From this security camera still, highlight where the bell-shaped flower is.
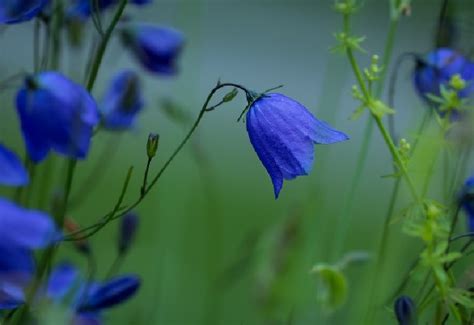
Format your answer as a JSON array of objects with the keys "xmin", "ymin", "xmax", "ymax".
[
  {"xmin": 0, "ymin": 143, "xmax": 28, "ymax": 187},
  {"xmin": 16, "ymin": 72, "xmax": 100, "ymax": 163},
  {"xmin": 245, "ymin": 93, "xmax": 349, "ymax": 198},
  {"xmin": 120, "ymin": 23, "xmax": 184, "ymax": 75},
  {"xmin": 101, "ymin": 70, "xmax": 144, "ymax": 130},
  {"xmin": 460, "ymin": 175, "xmax": 474, "ymax": 232},
  {"xmin": 0, "ymin": 0, "xmax": 48, "ymax": 24},
  {"xmin": 413, "ymin": 48, "xmax": 474, "ymax": 104}
]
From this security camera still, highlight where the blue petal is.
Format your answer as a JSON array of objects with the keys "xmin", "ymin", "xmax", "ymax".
[
  {"xmin": 0, "ymin": 144, "xmax": 28, "ymax": 187},
  {"xmin": 122, "ymin": 24, "xmax": 184, "ymax": 75},
  {"xmin": 0, "ymin": 282, "xmax": 25, "ymax": 310},
  {"xmin": 0, "ymin": 0, "xmax": 48, "ymax": 24},
  {"xmin": 47, "ymin": 262, "xmax": 79, "ymax": 301},
  {"xmin": 78, "ymin": 275, "xmax": 140, "ymax": 312},
  {"xmin": 246, "ymin": 93, "xmax": 348, "ymax": 198},
  {"xmin": 0, "ymin": 198, "xmax": 57, "ymax": 249},
  {"xmin": 102, "ymin": 70, "xmax": 144, "ymax": 130},
  {"xmin": 16, "ymin": 72, "xmax": 99, "ymax": 162},
  {"xmin": 0, "ymin": 242, "xmax": 35, "ymax": 287}
]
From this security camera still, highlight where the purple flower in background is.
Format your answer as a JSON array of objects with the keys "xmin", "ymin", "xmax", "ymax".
[
  {"xmin": 46, "ymin": 262, "xmax": 79, "ymax": 302},
  {"xmin": 16, "ymin": 72, "xmax": 99, "ymax": 163},
  {"xmin": 102, "ymin": 70, "xmax": 144, "ymax": 130},
  {"xmin": 120, "ymin": 23, "xmax": 184, "ymax": 75},
  {"xmin": 413, "ymin": 48, "xmax": 474, "ymax": 104},
  {"xmin": 460, "ymin": 175, "xmax": 474, "ymax": 232},
  {"xmin": 118, "ymin": 212, "xmax": 139, "ymax": 254},
  {"xmin": 0, "ymin": 0, "xmax": 48, "ymax": 24},
  {"xmin": 0, "ymin": 144, "xmax": 28, "ymax": 187},
  {"xmin": 245, "ymin": 93, "xmax": 349, "ymax": 198}
]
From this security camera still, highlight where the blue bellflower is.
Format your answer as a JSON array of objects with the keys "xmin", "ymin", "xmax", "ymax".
[
  {"xmin": 460, "ymin": 175, "xmax": 474, "ymax": 232},
  {"xmin": 0, "ymin": 143, "xmax": 28, "ymax": 187},
  {"xmin": 120, "ymin": 23, "xmax": 184, "ymax": 75},
  {"xmin": 414, "ymin": 48, "xmax": 474, "ymax": 104},
  {"xmin": 16, "ymin": 72, "xmax": 100, "ymax": 163},
  {"xmin": 102, "ymin": 70, "xmax": 144, "ymax": 130},
  {"xmin": 0, "ymin": 0, "xmax": 48, "ymax": 24},
  {"xmin": 245, "ymin": 93, "xmax": 349, "ymax": 198}
]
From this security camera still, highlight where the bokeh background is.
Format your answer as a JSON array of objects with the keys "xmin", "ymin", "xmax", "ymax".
[{"xmin": 0, "ymin": 0, "xmax": 472, "ymax": 324}]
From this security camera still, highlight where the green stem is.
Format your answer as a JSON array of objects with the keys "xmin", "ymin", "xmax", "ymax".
[{"xmin": 86, "ymin": 0, "xmax": 128, "ymax": 92}]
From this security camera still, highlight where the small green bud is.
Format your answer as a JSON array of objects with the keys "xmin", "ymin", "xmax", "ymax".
[
  {"xmin": 147, "ymin": 133, "xmax": 159, "ymax": 159},
  {"xmin": 449, "ymin": 74, "xmax": 466, "ymax": 91},
  {"xmin": 223, "ymin": 88, "xmax": 238, "ymax": 103}
]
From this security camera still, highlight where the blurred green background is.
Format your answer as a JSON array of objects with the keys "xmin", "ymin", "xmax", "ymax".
[{"xmin": 0, "ymin": 0, "xmax": 472, "ymax": 324}]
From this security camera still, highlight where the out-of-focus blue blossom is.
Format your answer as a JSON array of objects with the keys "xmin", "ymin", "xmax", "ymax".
[
  {"xmin": 413, "ymin": 48, "xmax": 474, "ymax": 104},
  {"xmin": 460, "ymin": 175, "xmax": 474, "ymax": 232},
  {"xmin": 46, "ymin": 262, "xmax": 79, "ymax": 302},
  {"xmin": 0, "ymin": 0, "xmax": 48, "ymax": 24},
  {"xmin": 0, "ymin": 198, "xmax": 57, "ymax": 309},
  {"xmin": 120, "ymin": 23, "xmax": 184, "ymax": 75},
  {"xmin": 102, "ymin": 70, "xmax": 144, "ymax": 130},
  {"xmin": 16, "ymin": 72, "xmax": 99, "ymax": 163},
  {"xmin": 0, "ymin": 198, "xmax": 57, "ymax": 249},
  {"xmin": 245, "ymin": 93, "xmax": 349, "ymax": 198},
  {"xmin": 118, "ymin": 212, "xmax": 139, "ymax": 254},
  {"xmin": 394, "ymin": 295, "xmax": 416, "ymax": 325},
  {"xmin": 77, "ymin": 275, "xmax": 140, "ymax": 313},
  {"xmin": 0, "ymin": 144, "xmax": 28, "ymax": 187},
  {"xmin": 68, "ymin": 0, "xmax": 152, "ymax": 20}
]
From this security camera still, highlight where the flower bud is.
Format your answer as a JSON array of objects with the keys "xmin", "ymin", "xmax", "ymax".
[
  {"xmin": 146, "ymin": 133, "xmax": 159, "ymax": 159},
  {"xmin": 394, "ymin": 295, "xmax": 416, "ymax": 325},
  {"xmin": 118, "ymin": 212, "xmax": 139, "ymax": 254},
  {"xmin": 64, "ymin": 218, "xmax": 91, "ymax": 255},
  {"xmin": 222, "ymin": 88, "xmax": 238, "ymax": 103}
]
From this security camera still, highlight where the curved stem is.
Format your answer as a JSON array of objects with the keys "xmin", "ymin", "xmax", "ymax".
[{"xmin": 63, "ymin": 83, "xmax": 248, "ymax": 240}]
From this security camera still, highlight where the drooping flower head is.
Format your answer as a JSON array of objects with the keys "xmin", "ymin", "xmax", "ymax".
[
  {"xmin": 101, "ymin": 70, "xmax": 144, "ymax": 130},
  {"xmin": 0, "ymin": 0, "xmax": 48, "ymax": 24},
  {"xmin": 120, "ymin": 23, "xmax": 184, "ymax": 75},
  {"xmin": 245, "ymin": 92, "xmax": 349, "ymax": 198},
  {"xmin": 460, "ymin": 175, "xmax": 474, "ymax": 232},
  {"xmin": 0, "ymin": 143, "xmax": 28, "ymax": 187},
  {"xmin": 394, "ymin": 295, "xmax": 416, "ymax": 325},
  {"xmin": 413, "ymin": 48, "xmax": 474, "ymax": 105},
  {"xmin": 16, "ymin": 72, "xmax": 100, "ymax": 163}
]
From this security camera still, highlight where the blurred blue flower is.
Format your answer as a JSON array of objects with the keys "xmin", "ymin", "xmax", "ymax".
[
  {"xmin": 0, "ymin": 0, "xmax": 48, "ymax": 24},
  {"xmin": 0, "ymin": 144, "xmax": 28, "ymax": 187},
  {"xmin": 16, "ymin": 72, "xmax": 99, "ymax": 163},
  {"xmin": 77, "ymin": 275, "xmax": 140, "ymax": 313},
  {"xmin": 394, "ymin": 295, "xmax": 416, "ymax": 325},
  {"xmin": 68, "ymin": 0, "xmax": 152, "ymax": 20},
  {"xmin": 0, "ymin": 198, "xmax": 57, "ymax": 249},
  {"xmin": 0, "ymin": 198, "xmax": 57, "ymax": 309},
  {"xmin": 120, "ymin": 23, "xmax": 184, "ymax": 75},
  {"xmin": 414, "ymin": 48, "xmax": 474, "ymax": 104},
  {"xmin": 46, "ymin": 262, "xmax": 79, "ymax": 302},
  {"xmin": 460, "ymin": 175, "xmax": 474, "ymax": 232},
  {"xmin": 118, "ymin": 212, "xmax": 139, "ymax": 254},
  {"xmin": 245, "ymin": 93, "xmax": 349, "ymax": 198},
  {"xmin": 102, "ymin": 70, "xmax": 144, "ymax": 130}
]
